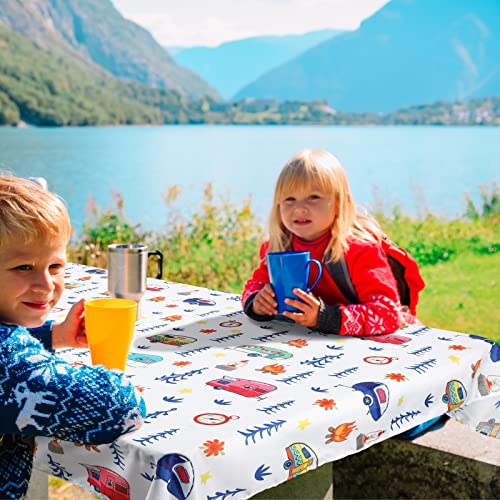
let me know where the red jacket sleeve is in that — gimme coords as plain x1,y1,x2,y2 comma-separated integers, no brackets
241,241,270,306
339,241,401,336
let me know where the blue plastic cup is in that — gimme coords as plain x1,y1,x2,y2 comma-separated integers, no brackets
266,251,323,313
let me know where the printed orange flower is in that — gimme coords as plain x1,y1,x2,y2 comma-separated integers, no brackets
325,422,357,443
163,315,182,321
173,361,192,367
201,439,225,457
286,339,308,348
315,398,337,410
449,344,467,351
258,363,286,374
200,329,217,334
135,385,146,393
385,373,406,382
148,296,165,302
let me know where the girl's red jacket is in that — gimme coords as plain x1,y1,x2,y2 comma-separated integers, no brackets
242,232,406,336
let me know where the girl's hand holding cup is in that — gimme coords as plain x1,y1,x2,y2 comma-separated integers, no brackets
283,288,321,328
252,284,277,316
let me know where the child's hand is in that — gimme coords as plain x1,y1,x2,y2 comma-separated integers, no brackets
252,284,277,316
51,299,88,349
282,288,320,328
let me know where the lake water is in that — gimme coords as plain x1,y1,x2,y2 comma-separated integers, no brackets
0,125,498,234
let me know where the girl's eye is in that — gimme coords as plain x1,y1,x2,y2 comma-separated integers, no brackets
309,194,321,201
283,197,296,204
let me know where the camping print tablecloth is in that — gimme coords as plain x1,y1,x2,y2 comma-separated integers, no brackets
33,263,499,500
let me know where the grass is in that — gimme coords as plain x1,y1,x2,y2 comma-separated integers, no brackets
417,252,499,342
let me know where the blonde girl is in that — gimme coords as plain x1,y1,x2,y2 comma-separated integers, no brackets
242,149,417,336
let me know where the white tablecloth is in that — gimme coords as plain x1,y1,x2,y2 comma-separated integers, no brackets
34,263,500,500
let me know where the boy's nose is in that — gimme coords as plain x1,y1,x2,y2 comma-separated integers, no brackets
32,270,55,292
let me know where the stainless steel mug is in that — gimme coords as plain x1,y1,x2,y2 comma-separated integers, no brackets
107,244,163,316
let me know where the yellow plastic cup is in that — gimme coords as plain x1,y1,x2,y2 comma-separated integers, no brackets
84,298,137,371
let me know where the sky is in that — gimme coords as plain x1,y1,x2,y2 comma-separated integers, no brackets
111,0,390,47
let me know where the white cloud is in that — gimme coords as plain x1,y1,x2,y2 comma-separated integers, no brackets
112,0,389,47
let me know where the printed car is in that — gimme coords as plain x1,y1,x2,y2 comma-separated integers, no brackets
476,419,500,438
206,376,276,398
283,443,318,480
83,465,129,500
442,379,467,411
364,334,412,345
147,334,197,346
127,352,163,367
156,453,194,500
232,344,293,360
352,382,389,421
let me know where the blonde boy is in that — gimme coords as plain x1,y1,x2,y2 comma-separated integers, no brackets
0,176,145,499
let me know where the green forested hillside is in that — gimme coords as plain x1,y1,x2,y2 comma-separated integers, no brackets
0,0,218,100
0,25,182,126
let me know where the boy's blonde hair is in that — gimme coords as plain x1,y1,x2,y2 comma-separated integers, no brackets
268,149,383,262
0,175,71,251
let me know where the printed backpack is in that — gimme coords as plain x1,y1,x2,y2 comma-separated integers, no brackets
325,237,425,315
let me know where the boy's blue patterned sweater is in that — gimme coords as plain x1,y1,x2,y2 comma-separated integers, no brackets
0,321,146,499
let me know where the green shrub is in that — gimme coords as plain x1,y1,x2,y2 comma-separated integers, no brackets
153,183,264,291
69,192,149,268
68,184,264,292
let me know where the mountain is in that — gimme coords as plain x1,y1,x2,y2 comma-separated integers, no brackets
0,24,206,126
1,22,498,129
170,30,343,100
0,0,218,100
235,0,500,112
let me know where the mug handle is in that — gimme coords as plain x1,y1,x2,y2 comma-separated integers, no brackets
148,250,163,279
305,259,323,292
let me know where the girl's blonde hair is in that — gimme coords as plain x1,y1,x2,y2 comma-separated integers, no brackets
268,149,383,262
0,175,71,251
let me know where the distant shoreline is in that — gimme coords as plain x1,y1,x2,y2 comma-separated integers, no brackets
3,122,499,129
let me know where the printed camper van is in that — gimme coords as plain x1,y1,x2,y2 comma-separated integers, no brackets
156,453,194,500
364,334,412,345
206,376,276,398
232,344,292,360
83,465,129,500
146,334,196,346
442,379,467,411
283,443,318,480
476,419,500,438
352,381,389,421
127,352,163,368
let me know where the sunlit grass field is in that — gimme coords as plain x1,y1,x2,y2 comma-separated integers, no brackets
419,252,499,342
